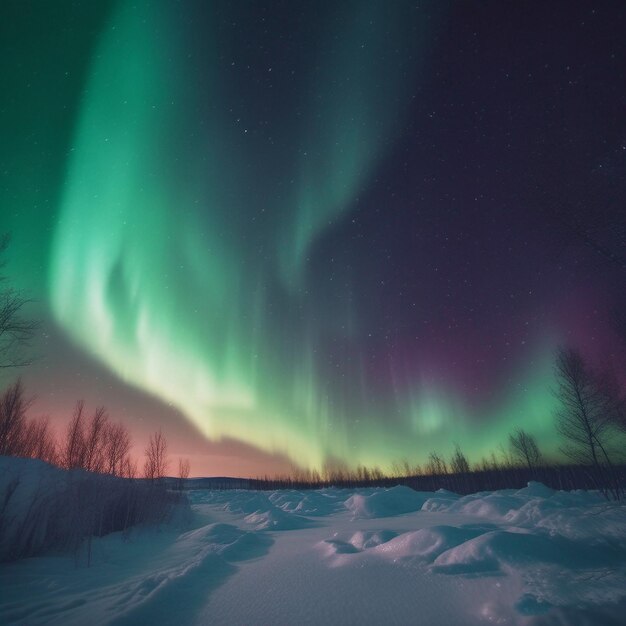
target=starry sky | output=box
[1,0,625,476]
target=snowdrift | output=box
[0,456,187,562]
[1,477,625,625]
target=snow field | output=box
[1,460,625,625]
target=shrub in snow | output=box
[0,456,188,563]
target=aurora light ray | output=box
[42,0,597,472]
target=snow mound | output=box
[447,491,524,518]
[0,456,64,520]
[222,492,273,515]
[321,538,361,557]
[176,522,271,561]
[320,529,399,559]
[504,491,626,547]
[373,525,486,562]
[421,490,461,512]
[0,456,187,562]
[344,486,430,518]
[349,529,398,550]
[515,481,555,498]
[433,529,553,574]
[269,490,343,517]
[432,525,625,576]
[110,522,273,625]
[244,508,312,531]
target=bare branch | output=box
[0,234,39,369]
[144,429,169,483]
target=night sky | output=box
[1,1,625,476]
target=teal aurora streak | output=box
[49,0,561,471]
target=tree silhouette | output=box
[0,379,30,455]
[508,428,541,471]
[0,235,37,369]
[177,457,190,490]
[144,429,169,483]
[554,347,622,499]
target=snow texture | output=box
[1,459,625,626]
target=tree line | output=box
[255,347,626,500]
[0,379,190,486]
[2,345,622,499]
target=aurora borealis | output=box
[1,1,625,475]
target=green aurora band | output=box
[50,0,561,471]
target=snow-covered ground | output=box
[1,478,626,625]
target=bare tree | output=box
[104,421,132,477]
[0,379,30,455]
[121,455,138,479]
[477,456,495,472]
[61,400,87,470]
[144,429,169,483]
[82,407,108,473]
[449,443,470,474]
[21,415,57,464]
[509,428,542,471]
[554,347,622,498]
[425,451,448,475]
[177,457,190,490]
[496,443,514,468]
[0,235,38,369]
